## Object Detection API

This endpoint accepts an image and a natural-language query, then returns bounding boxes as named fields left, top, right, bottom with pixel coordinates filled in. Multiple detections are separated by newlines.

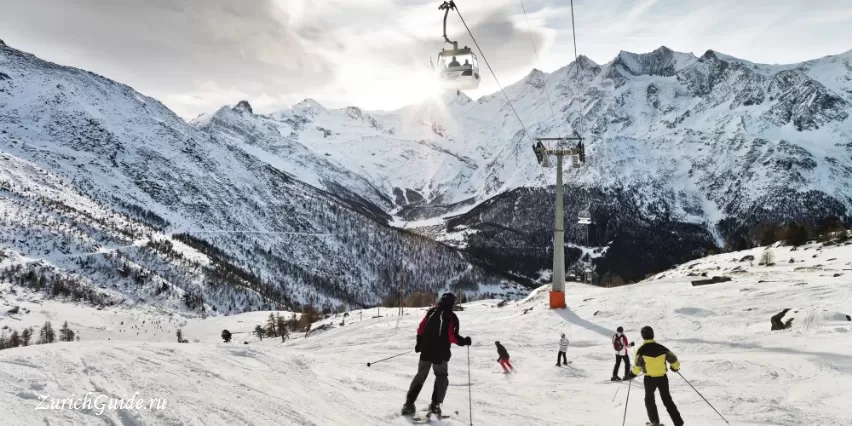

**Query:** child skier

left=632, top=326, right=684, bottom=426
left=557, top=333, right=569, bottom=366
left=611, top=326, right=635, bottom=381
left=402, top=293, right=472, bottom=417
left=495, top=341, right=513, bottom=373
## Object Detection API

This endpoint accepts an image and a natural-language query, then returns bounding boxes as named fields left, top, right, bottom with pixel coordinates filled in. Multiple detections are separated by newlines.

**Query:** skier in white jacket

left=611, top=326, right=635, bottom=381
left=556, top=333, right=569, bottom=366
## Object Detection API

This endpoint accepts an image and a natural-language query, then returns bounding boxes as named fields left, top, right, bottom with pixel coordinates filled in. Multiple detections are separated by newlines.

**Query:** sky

left=1, top=0, right=851, bottom=119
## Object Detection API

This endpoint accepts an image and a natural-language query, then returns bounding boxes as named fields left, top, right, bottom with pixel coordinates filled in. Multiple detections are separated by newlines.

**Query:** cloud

left=0, top=0, right=337, bottom=117
left=2, top=0, right=850, bottom=118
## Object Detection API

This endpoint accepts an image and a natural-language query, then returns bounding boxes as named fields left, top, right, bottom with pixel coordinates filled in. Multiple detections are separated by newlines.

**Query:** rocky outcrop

left=771, top=308, right=795, bottom=331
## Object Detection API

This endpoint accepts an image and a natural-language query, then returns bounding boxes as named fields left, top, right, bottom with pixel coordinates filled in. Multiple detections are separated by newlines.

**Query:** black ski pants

left=613, top=354, right=630, bottom=377
left=557, top=351, right=567, bottom=365
left=406, top=360, right=449, bottom=405
left=644, top=375, right=684, bottom=426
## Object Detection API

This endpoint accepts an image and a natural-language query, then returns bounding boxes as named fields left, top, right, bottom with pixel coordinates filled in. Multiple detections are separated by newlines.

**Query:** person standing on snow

left=612, top=326, right=635, bottom=381
left=402, top=293, right=472, bottom=417
left=495, top=341, right=513, bottom=373
left=557, top=333, right=569, bottom=366
left=632, top=326, right=684, bottom=426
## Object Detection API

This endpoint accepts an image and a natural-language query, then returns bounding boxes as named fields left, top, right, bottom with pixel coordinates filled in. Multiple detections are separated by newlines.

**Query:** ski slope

left=1, top=241, right=851, bottom=425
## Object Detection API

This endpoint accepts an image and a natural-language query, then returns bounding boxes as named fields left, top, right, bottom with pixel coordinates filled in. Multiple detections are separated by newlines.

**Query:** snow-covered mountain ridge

left=0, top=43, right=519, bottom=314
left=200, top=45, right=852, bottom=282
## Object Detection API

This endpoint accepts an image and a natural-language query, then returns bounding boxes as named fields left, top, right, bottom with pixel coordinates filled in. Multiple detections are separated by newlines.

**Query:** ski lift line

left=570, top=0, right=578, bottom=64
left=519, top=0, right=562, bottom=140
left=452, top=6, right=534, bottom=144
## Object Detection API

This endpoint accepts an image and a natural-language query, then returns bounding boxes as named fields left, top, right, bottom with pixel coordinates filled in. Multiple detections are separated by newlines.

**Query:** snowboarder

left=611, top=326, right=635, bottom=381
left=495, top=341, right=513, bottom=373
left=631, top=326, right=684, bottom=426
left=557, top=333, right=569, bottom=366
left=402, top=292, right=472, bottom=417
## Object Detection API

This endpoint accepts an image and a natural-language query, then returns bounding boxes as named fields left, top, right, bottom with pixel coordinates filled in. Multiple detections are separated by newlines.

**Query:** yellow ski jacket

left=632, top=339, right=680, bottom=377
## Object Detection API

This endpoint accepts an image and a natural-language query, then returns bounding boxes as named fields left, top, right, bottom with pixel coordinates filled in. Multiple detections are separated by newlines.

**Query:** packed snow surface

left=1, top=242, right=851, bottom=425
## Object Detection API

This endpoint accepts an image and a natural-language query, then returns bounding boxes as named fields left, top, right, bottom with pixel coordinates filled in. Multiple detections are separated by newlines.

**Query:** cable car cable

left=519, top=0, right=562, bottom=140
left=570, top=0, right=578, bottom=64
left=452, top=6, right=534, bottom=143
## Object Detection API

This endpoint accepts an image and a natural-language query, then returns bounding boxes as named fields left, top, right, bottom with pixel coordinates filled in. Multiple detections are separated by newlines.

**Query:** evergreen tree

left=20, top=328, right=32, bottom=346
left=9, top=331, right=21, bottom=348
left=265, top=313, right=277, bottom=338
left=276, top=314, right=288, bottom=341
left=176, top=329, right=184, bottom=343
left=0, top=332, right=7, bottom=350
left=254, top=325, right=265, bottom=340
left=59, top=321, right=72, bottom=342
left=221, top=329, right=232, bottom=343
left=39, top=321, right=55, bottom=344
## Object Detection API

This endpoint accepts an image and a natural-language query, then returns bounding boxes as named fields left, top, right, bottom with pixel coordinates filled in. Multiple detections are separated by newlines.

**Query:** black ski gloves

left=461, top=336, right=472, bottom=346
left=630, top=342, right=635, bottom=347
left=415, top=335, right=421, bottom=353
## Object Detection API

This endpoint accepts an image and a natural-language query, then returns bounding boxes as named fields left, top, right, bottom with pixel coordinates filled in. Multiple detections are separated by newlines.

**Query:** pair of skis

left=406, top=409, right=451, bottom=423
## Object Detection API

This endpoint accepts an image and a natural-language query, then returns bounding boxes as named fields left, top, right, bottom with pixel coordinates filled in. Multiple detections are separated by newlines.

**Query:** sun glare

left=335, top=62, right=444, bottom=110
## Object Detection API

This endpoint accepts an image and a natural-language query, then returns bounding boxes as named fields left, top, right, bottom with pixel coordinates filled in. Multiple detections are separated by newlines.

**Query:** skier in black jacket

left=495, top=341, right=513, bottom=373
left=402, top=293, right=472, bottom=417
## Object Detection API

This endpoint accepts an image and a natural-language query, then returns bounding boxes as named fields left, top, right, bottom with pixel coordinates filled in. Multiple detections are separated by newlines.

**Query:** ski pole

left=366, top=350, right=411, bottom=367
left=467, top=345, right=473, bottom=426
left=621, top=376, right=632, bottom=426
left=677, top=371, right=730, bottom=424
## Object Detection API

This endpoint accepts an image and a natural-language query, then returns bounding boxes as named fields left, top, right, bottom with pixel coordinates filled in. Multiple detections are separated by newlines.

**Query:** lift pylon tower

left=532, top=136, right=585, bottom=309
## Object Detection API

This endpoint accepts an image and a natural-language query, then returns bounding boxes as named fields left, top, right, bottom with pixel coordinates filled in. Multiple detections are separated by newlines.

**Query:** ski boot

left=428, top=402, right=442, bottom=417
left=401, top=402, right=416, bottom=416
left=624, top=372, right=637, bottom=381
left=610, top=376, right=622, bottom=382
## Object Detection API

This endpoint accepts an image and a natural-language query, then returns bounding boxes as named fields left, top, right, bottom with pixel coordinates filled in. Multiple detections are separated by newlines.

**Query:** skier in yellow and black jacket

left=631, top=326, right=684, bottom=426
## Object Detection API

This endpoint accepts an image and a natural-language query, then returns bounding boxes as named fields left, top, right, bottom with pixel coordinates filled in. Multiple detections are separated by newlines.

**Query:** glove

left=671, top=367, right=679, bottom=373
left=415, top=344, right=421, bottom=353
left=462, top=336, right=472, bottom=346
left=630, top=342, right=635, bottom=347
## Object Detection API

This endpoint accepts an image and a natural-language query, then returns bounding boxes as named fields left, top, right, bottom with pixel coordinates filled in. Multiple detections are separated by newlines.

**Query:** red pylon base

left=549, top=291, right=566, bottom=309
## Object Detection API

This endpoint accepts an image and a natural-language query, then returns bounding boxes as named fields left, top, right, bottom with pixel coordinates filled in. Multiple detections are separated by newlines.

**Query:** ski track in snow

left=1, top=242, right=851, bottom=425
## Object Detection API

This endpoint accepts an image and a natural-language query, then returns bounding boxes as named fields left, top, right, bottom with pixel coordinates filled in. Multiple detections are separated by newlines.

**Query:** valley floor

left=1, top=242, right=851, bottom=425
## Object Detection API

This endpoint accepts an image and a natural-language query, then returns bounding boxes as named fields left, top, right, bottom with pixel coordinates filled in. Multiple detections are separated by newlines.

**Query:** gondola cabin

left=437, top=47, right=481, bottom=91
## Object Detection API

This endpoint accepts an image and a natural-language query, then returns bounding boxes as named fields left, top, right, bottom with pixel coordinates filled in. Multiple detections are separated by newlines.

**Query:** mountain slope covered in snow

left=222, top=46, right=852, bottom=281
left=0, top=43, right=517, bottom=313
left=1, top=240, right=850, bottom=425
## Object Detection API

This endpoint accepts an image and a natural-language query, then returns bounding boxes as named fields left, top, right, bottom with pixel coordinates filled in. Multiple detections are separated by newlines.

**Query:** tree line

left=0, top=320, right=79, bottom=350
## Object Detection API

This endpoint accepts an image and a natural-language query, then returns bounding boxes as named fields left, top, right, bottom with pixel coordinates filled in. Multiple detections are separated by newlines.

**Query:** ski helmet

left=640, top=326, right=654, bottom=340
left=561, top=333, right=565, bottom=338
left=494, top=341, right=500, bottom=345
left=616, top=326, right=624, bottom=333
left=439, top=292, right=456, bottom=307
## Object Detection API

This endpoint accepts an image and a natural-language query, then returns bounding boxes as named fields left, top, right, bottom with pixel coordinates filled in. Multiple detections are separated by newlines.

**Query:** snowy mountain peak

left=292, top=98, right=325, bottom=117
left=233, top=100, right=253, bottom=114
left=614, top=46, right=698, bottom=77
left=525, top=68, right=547, bottom=88
left=436, top=90, right=473, bottom=107
left=574, top=55, right=599, bottom=67
left=0, top=38, right=5, bottom=47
